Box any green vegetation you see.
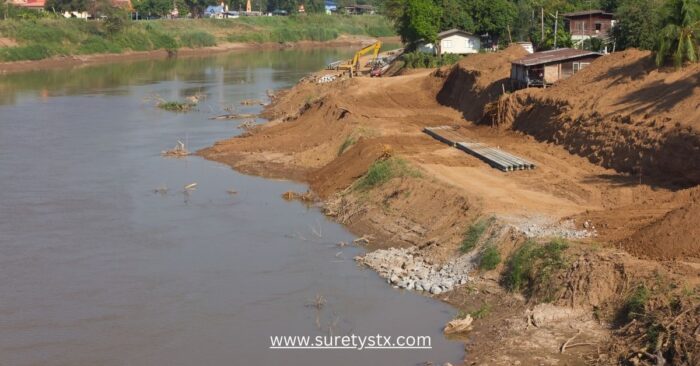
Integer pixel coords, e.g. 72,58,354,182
459,217,494,253
478,245,501,270
226,15,394,43
401,51,461,68
655,0,700,67
354,157,420,191
621,284,650,322
179,31,217,47
0,15,394,62
503,238,569,299
157,101,196,112
337,136,357,156
469,303,491,319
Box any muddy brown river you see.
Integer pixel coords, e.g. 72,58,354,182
0,48,462,366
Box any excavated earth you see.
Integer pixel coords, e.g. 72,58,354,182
199,45,700,365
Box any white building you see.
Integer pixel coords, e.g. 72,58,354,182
417,29,481,55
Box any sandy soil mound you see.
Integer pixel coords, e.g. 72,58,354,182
622,187,700,260
436,44,527,120
479,49,700,187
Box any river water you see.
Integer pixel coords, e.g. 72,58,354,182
0,48,462,366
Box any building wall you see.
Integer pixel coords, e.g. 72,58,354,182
418,34,480,55
565,15,614,38
439,34,480,55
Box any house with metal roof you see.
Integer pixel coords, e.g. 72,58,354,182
510,48,602,88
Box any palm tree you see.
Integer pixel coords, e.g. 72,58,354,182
656,0,700,67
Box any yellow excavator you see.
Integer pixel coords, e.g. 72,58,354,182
338,41,382,77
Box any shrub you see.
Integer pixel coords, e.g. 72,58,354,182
0,44,54,61
623,285,650,322
157,101,196,112
149,32,178,52
504,239,570,297
479,245,501,270
402,51,462,68
77,36,122,54
354,158,420,191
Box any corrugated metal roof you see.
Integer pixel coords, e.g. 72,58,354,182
511,48,602,66
562,10,614,17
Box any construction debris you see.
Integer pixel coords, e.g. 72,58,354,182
238,120,256,130
317,75,337,84
424,126,536,172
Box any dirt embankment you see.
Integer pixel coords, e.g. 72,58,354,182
200,47,700,365
479,50,700,188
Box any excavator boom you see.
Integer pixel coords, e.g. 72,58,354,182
338,41,382,76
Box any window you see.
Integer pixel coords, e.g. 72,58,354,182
466,39,471,48
573,62,591,74
443,40,452,48
595,22,602,32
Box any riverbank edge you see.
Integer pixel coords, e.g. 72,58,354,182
0,35,400,74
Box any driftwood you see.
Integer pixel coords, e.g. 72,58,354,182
444,315,474,334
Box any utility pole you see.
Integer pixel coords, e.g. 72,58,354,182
540,7,544,44
553,10,558,49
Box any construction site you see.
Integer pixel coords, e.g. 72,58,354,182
199,43,700,365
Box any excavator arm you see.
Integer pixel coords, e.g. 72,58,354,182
338,41,382,77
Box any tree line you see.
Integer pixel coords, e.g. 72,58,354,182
386,0,699,66
40,0,383,18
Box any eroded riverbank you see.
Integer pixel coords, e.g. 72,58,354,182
200,46,700,365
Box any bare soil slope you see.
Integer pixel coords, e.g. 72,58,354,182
487,50,700,188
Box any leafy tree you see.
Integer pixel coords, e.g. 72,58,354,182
611,0,662,50
467,0,517,37
655,0,700,66
530,21,573,49
44,0,88,11
396,0,442,43
439,0,474,32
133,0,183,16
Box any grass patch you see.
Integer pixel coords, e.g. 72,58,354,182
354,157,420,191
460,217,494,253
469,303,491,319
337,136,356,156
179,31,217,48
157,101,196,112
0,16,394,62
478,245,501,270
0,44,57,61
503,238,570,299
